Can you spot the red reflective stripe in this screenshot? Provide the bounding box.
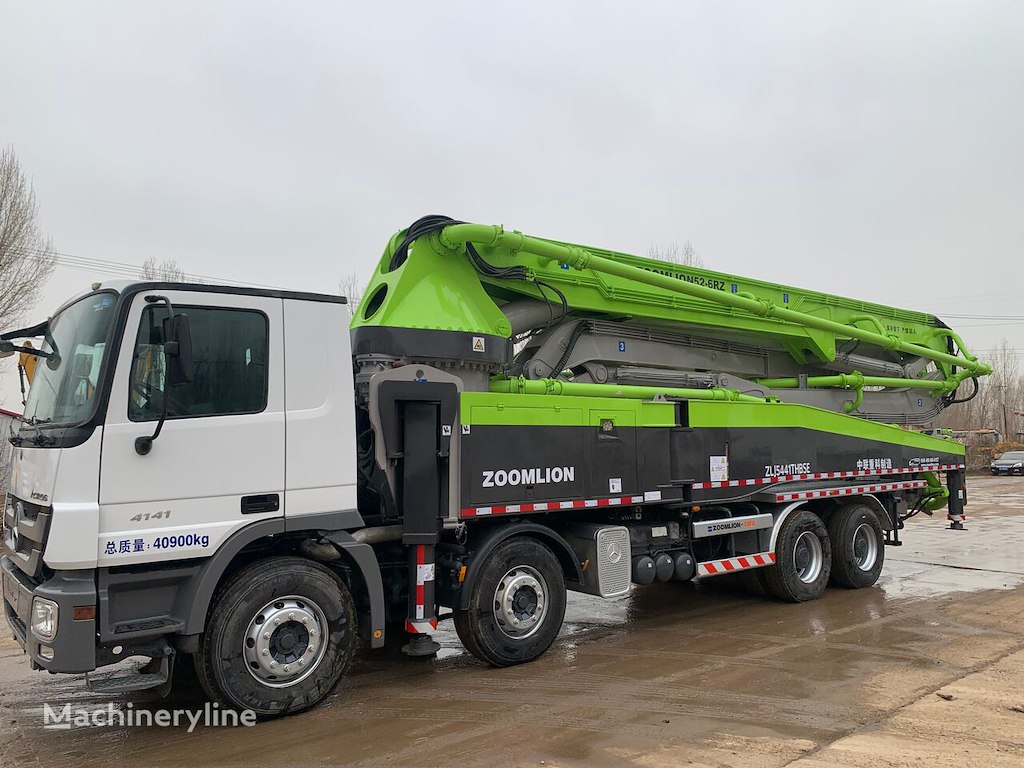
[405,619,438,633]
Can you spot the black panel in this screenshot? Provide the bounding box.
[461,424,964,510]
[352,326,509,365]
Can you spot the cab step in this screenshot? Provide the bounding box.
[86,652,174,696]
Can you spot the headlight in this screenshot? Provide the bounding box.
[31,597,58,641]
[1015,463,1023,469]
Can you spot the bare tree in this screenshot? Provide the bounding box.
[0,146,56,330]
[338,271,364,319]
[140,256,190,282]
[938,339,1023,438]
[648,241,704,268]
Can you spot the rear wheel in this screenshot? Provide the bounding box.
[827,503,885,588]
[196,557,357,718]
[761,510,832,602]
[454,537,567,667]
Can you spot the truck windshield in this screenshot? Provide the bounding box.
[23,292,118,428]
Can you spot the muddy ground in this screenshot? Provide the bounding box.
[2,475,1024,767]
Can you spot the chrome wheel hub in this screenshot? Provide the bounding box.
[492,566,547,639]
[793,531,824,584]
[852,522,879,571]
[243,596,329,688]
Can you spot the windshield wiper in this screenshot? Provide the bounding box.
[23,419,55,446]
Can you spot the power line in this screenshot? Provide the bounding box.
[10,245,286,290]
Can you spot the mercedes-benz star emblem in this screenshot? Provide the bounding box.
[607,540,622,563]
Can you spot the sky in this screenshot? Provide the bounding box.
[1,1,1022,410]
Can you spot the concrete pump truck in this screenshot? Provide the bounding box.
[1,216,989,717]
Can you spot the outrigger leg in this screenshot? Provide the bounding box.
[947,468,967,531]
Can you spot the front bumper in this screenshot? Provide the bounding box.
[2,556,97,673]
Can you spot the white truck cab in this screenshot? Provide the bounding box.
[3,282,364,703]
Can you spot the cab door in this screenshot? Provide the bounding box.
[97,289,285,566]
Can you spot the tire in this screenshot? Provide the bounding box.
[827,503,885,589]
[454,537,567,667]
[196,556,357,718]
[761,510,832,603]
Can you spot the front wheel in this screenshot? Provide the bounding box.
[827,503,885,588]
[196,557,357,718]
[760,510,832,602]
[454,537,567,667]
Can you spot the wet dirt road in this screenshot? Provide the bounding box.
[3,476,1024,767]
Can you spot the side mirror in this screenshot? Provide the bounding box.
[136,296,192,456]
[162,314,194,386]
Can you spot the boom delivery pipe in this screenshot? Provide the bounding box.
[491,376,765,403]
[438,223,991,391]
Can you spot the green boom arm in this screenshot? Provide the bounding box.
[351,219,990,399]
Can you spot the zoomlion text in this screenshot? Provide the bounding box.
[482,466,576,488]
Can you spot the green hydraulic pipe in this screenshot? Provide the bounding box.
[438,224,992,380]
[843,385,864,414]
[490,376,766,403]
[849,314,889,337]
[756,372,950,392]
[921,471,950,511]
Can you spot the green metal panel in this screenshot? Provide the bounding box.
[688,400,966,455]
[350,233,512,337]
[460,391,677,428]
[460,390,962,455]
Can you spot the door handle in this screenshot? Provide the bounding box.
[241,494,280,515]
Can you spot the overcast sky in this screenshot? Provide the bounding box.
[1,1,1021,409]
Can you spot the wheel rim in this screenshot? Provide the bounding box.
[793,531,824,584]
[492,565,548,639]
[851,522,879,571]
[243,595,330,688]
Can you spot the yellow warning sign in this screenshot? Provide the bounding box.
[472,336,486,353]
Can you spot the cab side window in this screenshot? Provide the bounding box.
[129,306,268,422]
